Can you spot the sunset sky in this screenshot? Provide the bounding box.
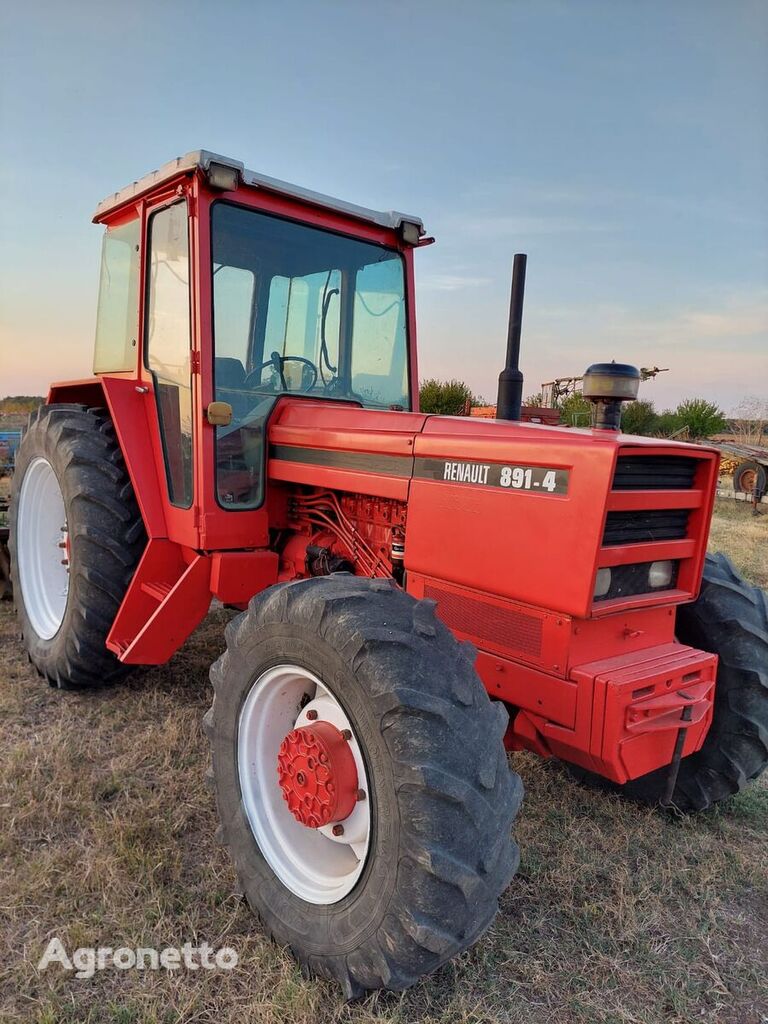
[1,0,766,412]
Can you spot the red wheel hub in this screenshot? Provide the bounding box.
[277,721,358,829]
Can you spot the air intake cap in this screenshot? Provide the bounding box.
[583,362,640,430]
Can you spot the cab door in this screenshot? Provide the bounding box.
[143,197,199,546]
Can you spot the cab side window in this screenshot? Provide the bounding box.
[93,218,140,373]
[145,203,193,508]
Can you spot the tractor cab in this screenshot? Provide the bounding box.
[87,150,422,542]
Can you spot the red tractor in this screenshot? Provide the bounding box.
[9,151,768,996]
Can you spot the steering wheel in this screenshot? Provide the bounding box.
[245,351,318,393]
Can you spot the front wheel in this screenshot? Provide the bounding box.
[204,575,522,996]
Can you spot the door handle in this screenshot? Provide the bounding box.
[206,401,233,426]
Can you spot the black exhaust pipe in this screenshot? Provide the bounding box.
[496,253,527,421]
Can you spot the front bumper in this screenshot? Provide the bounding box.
[509,642,717,785]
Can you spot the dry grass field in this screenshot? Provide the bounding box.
[0,498,766,1024]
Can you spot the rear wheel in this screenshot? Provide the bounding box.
[10,404,145,688]
[205,574,522,996]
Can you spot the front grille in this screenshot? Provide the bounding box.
[613,455,697,490]
[594,561,679,602]
[602,508,690,545]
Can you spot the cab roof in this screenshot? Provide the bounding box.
[93,149,425,234]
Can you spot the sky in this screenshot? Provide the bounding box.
[1,0,766,412]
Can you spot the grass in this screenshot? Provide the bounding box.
[0,498,766,1024]
[707,493,768,589]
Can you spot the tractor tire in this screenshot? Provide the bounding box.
[10,404,145,688]
[205,574,522,997]
[733,460,767,498]
[0,534,11,600]
[569,554,768,811]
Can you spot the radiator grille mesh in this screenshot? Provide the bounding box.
[425,583,543,657]
[603,508,690,545]
[612,455,697,490]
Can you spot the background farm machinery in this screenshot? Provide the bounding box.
[0,430,22,599]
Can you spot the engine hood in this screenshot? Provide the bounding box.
[268,400,719,618]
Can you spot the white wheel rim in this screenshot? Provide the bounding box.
[237,664,371,905]
[17,457,70,640]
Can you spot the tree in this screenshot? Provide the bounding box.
[419,379,480,415]
[673,398,727,439]
[731,395,768,445]
[620,399,658,436]
[0,396,43,416]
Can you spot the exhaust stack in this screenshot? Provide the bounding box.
[496,253,527,421]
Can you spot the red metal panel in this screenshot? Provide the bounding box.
[210,550,278,604]
[475,651,578,728]
[99,376,168,538]
[107,538,189,655]
[407,418,617,616]
[567,605,676,668]
[269,399,427,449]
[118,553,211,664]
[606,489,705,511]
[597,539,696,567]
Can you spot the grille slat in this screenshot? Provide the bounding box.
[603,508,690,546]
[613,455,697,490]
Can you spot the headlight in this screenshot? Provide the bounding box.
[594,567,612,598]
[648,560,674,588]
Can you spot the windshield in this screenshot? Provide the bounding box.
[211,201,410,508]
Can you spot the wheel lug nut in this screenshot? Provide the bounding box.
[332,824,344,837]
[340,728,352,741]
[306,709,318,720]
[356,789,366,801]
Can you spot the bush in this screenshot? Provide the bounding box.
[419,379,479,416]
[620,399,659,436]
[654,410,682,437]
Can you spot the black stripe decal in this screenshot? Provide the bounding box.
[271,445,569,495]
[270,444,413,477]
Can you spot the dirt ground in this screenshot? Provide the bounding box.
[0,498,766,1024]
